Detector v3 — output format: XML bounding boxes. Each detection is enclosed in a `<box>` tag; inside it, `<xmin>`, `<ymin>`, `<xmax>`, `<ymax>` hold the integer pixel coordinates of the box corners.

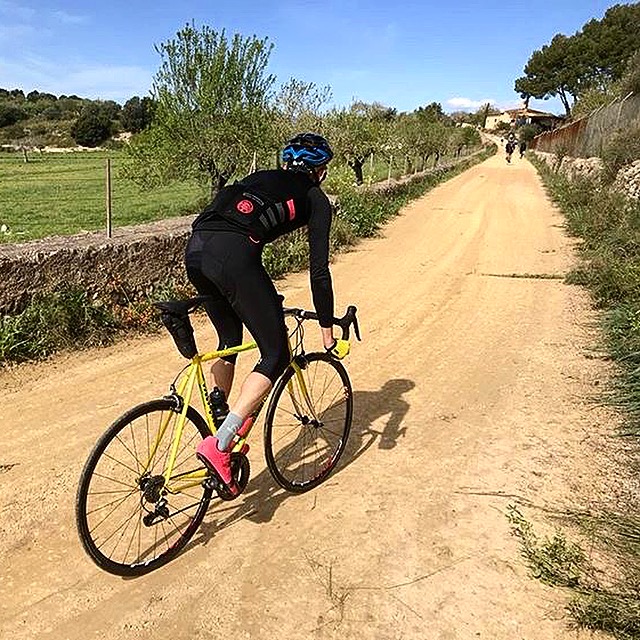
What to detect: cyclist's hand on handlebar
<box><xmin>326</xmin><ymin>338</ymin><xmax>350</xmax><ymax>360</ymax></box>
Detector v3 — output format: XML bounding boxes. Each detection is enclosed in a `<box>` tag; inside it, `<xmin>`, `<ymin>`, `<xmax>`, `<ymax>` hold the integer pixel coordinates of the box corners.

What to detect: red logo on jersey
<box><xmin>236</xmin><ymin>199</ymin><xmax>254</xmax><ymax>214</ymax></box>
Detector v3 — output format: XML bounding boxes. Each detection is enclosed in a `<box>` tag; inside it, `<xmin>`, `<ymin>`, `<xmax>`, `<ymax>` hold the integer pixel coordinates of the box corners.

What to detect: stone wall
<box><xmin>533</xmin><ymin>151</ymin><xmax>640</xmax><ymax>201</ymax></box>
<box><xmin>613</xmin><ymin>159</ymin><xmax>640</xmax><ymax>200</ymax></box>
<box><xmin>0</xmin><ymin>216</ymin><xmax>194</xmax><ymax>315</ymax></box>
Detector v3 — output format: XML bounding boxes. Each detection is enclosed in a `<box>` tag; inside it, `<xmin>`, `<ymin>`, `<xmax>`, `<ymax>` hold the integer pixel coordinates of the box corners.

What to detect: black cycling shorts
<box><xmin>185</xmin><ymin>230</ymin><xmax>290</xmax><ymax>383</ymax></box>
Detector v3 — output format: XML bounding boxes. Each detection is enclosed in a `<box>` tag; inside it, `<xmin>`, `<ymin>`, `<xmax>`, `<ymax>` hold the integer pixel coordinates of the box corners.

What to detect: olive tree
<box><xmin>273</xmin><ymin>78</ymin><xmax>332</xmax><ymax>144</ymax></box>
<box><xmin>327</xmin><ymin>101</ymin><xmax>395</xmax><ymax>184</ymax></box>
<box><xmin>125</xmin><ymin>24</ymin><xmax>275</xmax><ymax>196</ymax></box>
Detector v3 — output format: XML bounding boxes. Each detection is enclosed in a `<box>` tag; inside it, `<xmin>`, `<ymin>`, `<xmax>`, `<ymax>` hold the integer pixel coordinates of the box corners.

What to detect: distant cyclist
<box><xmin>505</xmin><ymin>140</ymin><xmax>516</xmax><ymax>163</ymax></box>
<box><xmin>519</xmin><ymin>140</ymin><xmax>527</xmax><ymax>158</ymax></box>
<box><xmin>184</xmin><ymin>133</ymin><xmax>346</xmax><ymax>495</ymax></box>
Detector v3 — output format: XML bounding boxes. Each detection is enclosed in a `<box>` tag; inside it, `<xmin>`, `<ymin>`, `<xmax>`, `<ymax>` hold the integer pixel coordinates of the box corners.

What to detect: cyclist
<box><xmin>519</xmin><ymin>140</ymin><xmax>527</xmax><ymax>158</ymax></box>
<box><xmin>505</xmin><ymin>139</ymin><xmax>515</xmax><ymax>163</ymax></box>
<box><xmin>185</xmin><ymin>133</ymin><xmax>346</xmax><ymax>495</ymax></box>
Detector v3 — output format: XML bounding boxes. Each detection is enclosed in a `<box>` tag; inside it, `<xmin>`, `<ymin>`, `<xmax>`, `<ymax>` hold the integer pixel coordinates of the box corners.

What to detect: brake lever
<box><xmin>340</xmin><ymin>306</ymin><xmax>361</xmax><ymax>341</ymax></box>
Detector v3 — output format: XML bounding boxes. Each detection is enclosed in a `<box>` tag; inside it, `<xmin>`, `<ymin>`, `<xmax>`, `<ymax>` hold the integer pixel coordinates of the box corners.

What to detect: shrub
<box><xmin>0</xmin><ymin>104</ymin><xmax>28</xmax><ymax>127</ymax></box>
<box><xmin>601</xmin><ymin>126</ymin><xmax>640</xmax><ymax>184</ymax></box>
<box><xmin>71</xmin><ymin>107</ymin><xmax>112</xmax><ymax>147</ymax></box>
<box><xmin>0</xmin><ymin>288</ymin><xmax>118</xmax><ymax>362</ymax></box>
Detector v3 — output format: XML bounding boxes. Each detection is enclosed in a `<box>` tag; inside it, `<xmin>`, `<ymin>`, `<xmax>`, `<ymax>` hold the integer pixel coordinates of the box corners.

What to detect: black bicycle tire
<box><xmin>76</xmin><ymin>398</ymin><xmax>213</xmax><ymax>576</ymax></box>
<box><xmin>264</xmin><ymin>352</ymin><xmax>353</xmax><ymax>493</ymax></box>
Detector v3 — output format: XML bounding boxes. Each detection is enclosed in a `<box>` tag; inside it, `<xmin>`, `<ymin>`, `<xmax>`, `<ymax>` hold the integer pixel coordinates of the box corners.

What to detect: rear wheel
<box><xmin>76</xmin><ymin>398</ymin><xmax>212</xmax><ymax>576</ymax></box>
<box><xmin>264</xmin><ymin>353</ymin><xmax>352</xmax><ymax>493</ymax></box>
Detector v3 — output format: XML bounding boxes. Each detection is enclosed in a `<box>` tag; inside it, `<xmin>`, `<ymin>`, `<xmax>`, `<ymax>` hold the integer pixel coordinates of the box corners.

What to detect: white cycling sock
<box><xmin>216</xmin><ymin>413</ymin><xmax>243</xmax><ymax>451</ymax></box>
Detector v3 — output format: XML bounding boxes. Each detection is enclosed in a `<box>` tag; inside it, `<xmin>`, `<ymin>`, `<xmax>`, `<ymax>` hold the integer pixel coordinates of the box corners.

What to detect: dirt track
<box><xmin>0</xmin><ymin>151</ymin><xmax>620</xmax><ymax>639</ymax></box>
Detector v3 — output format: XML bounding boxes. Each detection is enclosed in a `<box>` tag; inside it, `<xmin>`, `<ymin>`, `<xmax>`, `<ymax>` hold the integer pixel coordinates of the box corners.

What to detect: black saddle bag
<box><xmin>159</xmin><ymin>310</ymin><xmax>198</xmax><ymax>359</ymax></box>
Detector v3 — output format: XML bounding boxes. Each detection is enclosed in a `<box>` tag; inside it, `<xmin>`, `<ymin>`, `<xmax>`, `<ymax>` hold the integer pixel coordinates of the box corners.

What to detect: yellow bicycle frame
<box><xmin>145</xmin><ymin>329</ymin><xmax>318</xmax><ymax>495</ymax></box>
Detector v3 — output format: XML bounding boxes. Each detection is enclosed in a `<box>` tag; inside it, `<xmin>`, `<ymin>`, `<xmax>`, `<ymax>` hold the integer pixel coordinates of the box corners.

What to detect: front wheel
<box><xmin>264</xmin><ymin>353</ymin><xmax>353</xmax><ymax>493</ymax></box>
<box><xmin>76</xmin><ymin>398</ymin><xmax>213</xmax><ymax>576</ymax></box>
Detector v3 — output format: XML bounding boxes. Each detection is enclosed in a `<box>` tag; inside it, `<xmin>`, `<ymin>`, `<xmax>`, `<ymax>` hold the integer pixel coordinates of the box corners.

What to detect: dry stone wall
<box><xmin>0</xmin><ymin>216</ymin><xmax>194</xmax><ymax>315</ymax></box>
<box><xmin>533</xmin><ymin>151</ymin><xmax>640</xmax><ymax>201</ymax></box>
<box><xmin>613</xmin><ymin>160</ymin><xmax>640</xmax><ymax>200</ymax></box>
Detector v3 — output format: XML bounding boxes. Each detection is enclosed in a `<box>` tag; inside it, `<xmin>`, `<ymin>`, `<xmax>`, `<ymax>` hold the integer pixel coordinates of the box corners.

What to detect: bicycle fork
<box><xmin>288</xmin><ymin>359</ymin><xmax>320</xmax><ymax>425</ymax></box>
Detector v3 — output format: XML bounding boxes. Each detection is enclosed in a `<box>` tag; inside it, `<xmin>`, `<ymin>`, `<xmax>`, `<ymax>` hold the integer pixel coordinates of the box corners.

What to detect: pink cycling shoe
<box><xmin>196</xmin><ymin>436</ymin><xmax>239</xmax><ymax>496</ymax></box>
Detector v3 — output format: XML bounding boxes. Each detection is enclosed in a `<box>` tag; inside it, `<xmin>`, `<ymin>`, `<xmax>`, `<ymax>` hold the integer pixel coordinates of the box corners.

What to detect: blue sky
<box><xmin>0</xmin><ymin>0</ymin><xmax>632</xmax><ymax>115</ymax></box>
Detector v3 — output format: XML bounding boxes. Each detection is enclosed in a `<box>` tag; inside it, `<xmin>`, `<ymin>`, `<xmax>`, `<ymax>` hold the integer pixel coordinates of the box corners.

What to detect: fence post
<box><xmin>106</xmin><ymin>158</ymin><xmax>112</xmax><ymax>238</ymax></box>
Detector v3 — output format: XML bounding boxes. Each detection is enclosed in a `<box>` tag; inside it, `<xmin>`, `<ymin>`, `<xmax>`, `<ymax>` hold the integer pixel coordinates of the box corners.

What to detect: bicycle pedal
<box><xmin>198</xmin><ymin>453</ymin><xmax>241</xmax><ymax>501</ymax></box>
<box><xmin>203</xmin><ymin>477</ymin><xmax>218</xmax><ymax>491</ymax></box>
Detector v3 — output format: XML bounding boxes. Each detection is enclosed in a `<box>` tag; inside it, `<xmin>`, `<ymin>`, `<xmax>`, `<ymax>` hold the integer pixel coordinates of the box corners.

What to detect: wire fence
<box><xmin>0</xmin><ymin>147</ymin><xmax>480</xmax><ymax>244</ymax></box>
<box><xmin>530</xmin><ymin>92</ymin><xmax>640</xmax><ymax>158</ymax></box>
<box><xmin>0</xmin><ymin>152</ymin><xmax>208</xmax><ymax>243</ymax></box>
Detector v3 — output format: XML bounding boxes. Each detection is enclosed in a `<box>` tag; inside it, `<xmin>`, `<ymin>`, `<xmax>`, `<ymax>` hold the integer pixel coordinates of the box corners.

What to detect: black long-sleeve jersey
<box><xmin>192</xmin><ymin>169</ymin><xmax>335</xmax><ymax>327</ymax></box>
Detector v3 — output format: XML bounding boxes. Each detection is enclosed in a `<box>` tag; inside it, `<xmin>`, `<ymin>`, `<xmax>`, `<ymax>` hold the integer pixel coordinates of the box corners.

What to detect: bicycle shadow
<box><xmin>192</xmin><ymin>378</ymin><xmax>414</xmax><ymax>546</ymax></box>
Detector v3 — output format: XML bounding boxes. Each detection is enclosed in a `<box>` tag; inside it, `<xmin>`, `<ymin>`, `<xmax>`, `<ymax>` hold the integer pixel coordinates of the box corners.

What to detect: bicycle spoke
<box><xmin>123</xmin><ymin>513</ymin><xmax>143</xmax><ymax>565</ymax></box>
<box><xmin>95</xmin><ymin>499</ymin><xmax>142</xmax><ymax>553</ymax></box>
<box><xmin>86</xmin><ymin>489</ymin><xmax>138</xmax><ymax>519</ymax></box>
<box><xmin>77</xmin><ymin>399</ymin><xmax>213</xmax><ymax>575</ymax></box>
<box><xmin>128</xmin><ymin>421</ymin><xmax>142</xmax><ymax>476</ymax></box>
<box><xmin>99</xmin><ymin>449</ymin><xmax>142</xmax><ymax>478</ymax></box>
<box><xmin>265</xmin><ymin>354</ymin><xmax>352</xmax><ymax>492</ymax></box>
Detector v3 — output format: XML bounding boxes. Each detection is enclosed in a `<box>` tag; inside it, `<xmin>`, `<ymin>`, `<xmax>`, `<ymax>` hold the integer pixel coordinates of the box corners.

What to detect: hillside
<box><xmin>0</xmin><ymin>88</ymin><xmax>152</xmax><ymax>149</ymax></box>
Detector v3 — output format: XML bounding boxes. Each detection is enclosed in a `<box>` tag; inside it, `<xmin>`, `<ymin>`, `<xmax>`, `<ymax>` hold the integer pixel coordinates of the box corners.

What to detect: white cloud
<box><xmin>446</xmin><ymin>97</ymin><xmax>497</xmax><ymax>111</ymax></box>
<box><xmin>52</xmin><ymin>10</ymin><xmax>87</xmax><ymax>25</ymax></box>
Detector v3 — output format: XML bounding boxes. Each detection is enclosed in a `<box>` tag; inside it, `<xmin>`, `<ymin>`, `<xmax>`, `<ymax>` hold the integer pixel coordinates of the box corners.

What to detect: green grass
<box><xmin>0</xmin><ymin>150</ymin><xmax>208</xmax><ymax>242</ymax></box>
<box><xmin>517</xmin><ymin>155</ymin><xmax>640</xmax><ymax>638</ymax></box>
<box><xmin>508</xmin><ymin>505</ymin><xmax>640</xmax><ymax>639</ymax></box>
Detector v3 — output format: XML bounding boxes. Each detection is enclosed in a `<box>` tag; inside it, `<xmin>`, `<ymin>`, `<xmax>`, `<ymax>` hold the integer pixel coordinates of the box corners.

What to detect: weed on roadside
<box><xmin>518</xmin><ymin>154</ymin><xmax>640</xmax><ymax>637</ymax></box>
<box><xmin>507</xmin><ymin>505</ymin><xmax>640</xmax><ymax>639</ymax></box>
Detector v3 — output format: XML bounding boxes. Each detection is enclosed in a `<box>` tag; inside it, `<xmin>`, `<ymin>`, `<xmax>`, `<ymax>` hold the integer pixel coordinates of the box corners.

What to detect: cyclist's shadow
<box><xmin>195</xmin><ymin>378</ymin><xmax>414</xmax><ymax>544</ymax></box>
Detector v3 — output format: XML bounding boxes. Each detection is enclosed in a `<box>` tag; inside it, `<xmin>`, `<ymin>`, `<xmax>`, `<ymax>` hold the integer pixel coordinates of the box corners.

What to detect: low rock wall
<box><xmin>533</xmin><ymin>151</ymin><xmax>640</xmax><ymax>201</ymax></box>
<box><xmin>0</xmin><ymin>216</ymin><xmax>194</xmax><ymax>315</ymax></box>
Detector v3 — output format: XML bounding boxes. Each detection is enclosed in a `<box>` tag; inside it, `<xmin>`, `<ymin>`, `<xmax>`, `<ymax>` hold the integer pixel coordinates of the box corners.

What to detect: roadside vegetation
<box><xmin>511</xmin><ymin>155</ymin><xmax>640</xmax><ymax>639</ymax></box>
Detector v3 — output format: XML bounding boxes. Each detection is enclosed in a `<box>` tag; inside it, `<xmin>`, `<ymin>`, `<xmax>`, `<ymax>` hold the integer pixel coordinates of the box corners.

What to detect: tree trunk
<box><xmin>349</xmin><ymin>160</ymin><xmax>364</xmax><ymax>185</ymax></box>
<box><xmin>558</xmin><ymin>89</ymin><xmax>572</xmax><ymax>118</ymax></box>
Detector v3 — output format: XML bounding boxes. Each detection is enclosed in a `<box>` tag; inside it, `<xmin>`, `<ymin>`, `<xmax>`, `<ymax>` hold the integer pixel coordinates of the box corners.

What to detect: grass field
<box><xmin>0</xmin><ymin>148</ymin><xmax>462</xmax><ymax>244</ymax></box>
<box><xmin>0</xmin><ymin>151</ymin><xmax>208</xmax><ymax>243</ymax></box>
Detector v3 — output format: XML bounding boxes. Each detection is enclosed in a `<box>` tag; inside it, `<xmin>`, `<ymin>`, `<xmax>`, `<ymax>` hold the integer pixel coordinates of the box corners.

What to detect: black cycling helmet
<box><xmin>281</xmin><ymin>133</ymin><xmax>334</xmax><ymax>172</ymax></box>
